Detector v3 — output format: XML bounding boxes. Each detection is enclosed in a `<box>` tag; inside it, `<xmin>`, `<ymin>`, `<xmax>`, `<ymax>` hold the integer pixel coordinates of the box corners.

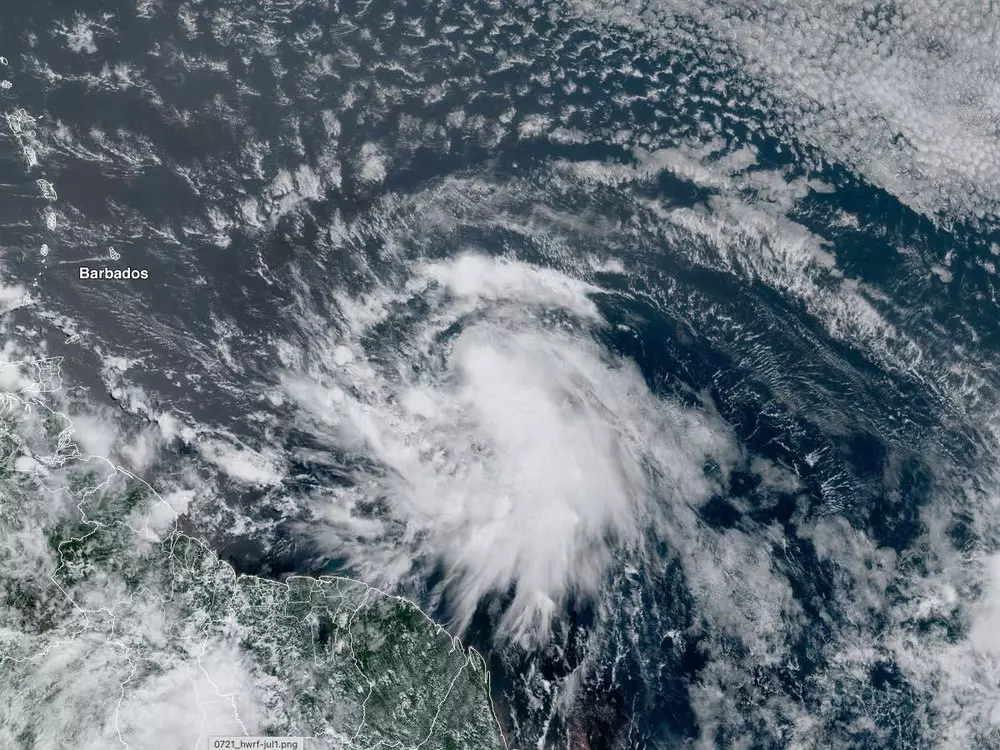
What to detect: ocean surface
<box><xmin>2</xmin><ymin>1</ymin><xmax>1000</xmax><ymax>748</ymax></box>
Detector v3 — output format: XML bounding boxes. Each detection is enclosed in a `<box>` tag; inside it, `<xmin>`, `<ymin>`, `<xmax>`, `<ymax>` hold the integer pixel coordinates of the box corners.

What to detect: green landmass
<box><xmin>0</xmin><ymin>362</ymin><xmax>505</xmax><ymax>749</ymax></box>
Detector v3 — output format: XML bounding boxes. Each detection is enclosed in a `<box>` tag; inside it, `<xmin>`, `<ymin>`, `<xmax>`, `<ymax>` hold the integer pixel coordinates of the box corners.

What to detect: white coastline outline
<box><xmin>0</xmin><ymin>355</ymin><xmax>509</xmax><ymax>750</ymax></box>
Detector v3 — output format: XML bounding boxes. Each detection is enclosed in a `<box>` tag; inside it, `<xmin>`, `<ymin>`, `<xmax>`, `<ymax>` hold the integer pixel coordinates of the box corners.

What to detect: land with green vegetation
<box><xmin>0</xmin><ymin>358</ymin><xmax>504</xmax><ymax>749</ymax></box>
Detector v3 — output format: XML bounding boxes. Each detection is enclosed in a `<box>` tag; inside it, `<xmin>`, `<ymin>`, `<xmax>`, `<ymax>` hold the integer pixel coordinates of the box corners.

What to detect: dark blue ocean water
<box><xmin>3</xmin><ymin>1</ymin><xmax>1000</xmax><ymax>748</ymax></box>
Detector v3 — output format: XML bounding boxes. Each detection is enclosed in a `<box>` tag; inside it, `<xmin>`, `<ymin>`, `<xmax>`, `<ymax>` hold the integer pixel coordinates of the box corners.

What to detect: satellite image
<box><xmin>1</xmin><ymin>1</ymin><xmax>999</xmax><ymax>748</ymax></box>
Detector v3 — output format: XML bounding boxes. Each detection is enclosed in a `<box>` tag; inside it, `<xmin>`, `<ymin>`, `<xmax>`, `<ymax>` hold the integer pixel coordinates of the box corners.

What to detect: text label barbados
<box><xmin>79</xmin><ymin>266</ymin><xmax>149</xmax><ymax>280</ymax></box>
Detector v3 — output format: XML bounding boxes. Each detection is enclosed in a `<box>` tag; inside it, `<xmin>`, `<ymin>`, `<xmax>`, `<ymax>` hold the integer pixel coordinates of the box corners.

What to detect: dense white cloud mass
<box><xmin>569</xmin><ymin>0</ymin><xmax>1000</xmax><ymax>223</ymax></box>
<box><xmin>7</xmin><ymin>0</ymin><xmax>1000</xmax><ymax>744</ymax></box>
<box><xmin>2</xmin><ymin>633</ymin><xmax>261</xmax><ymax>749</ymax></box>
<box><xmin>283</xmin><ymin>253</ymin><xmax>736</xmax><ymax>644</ymax></box>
